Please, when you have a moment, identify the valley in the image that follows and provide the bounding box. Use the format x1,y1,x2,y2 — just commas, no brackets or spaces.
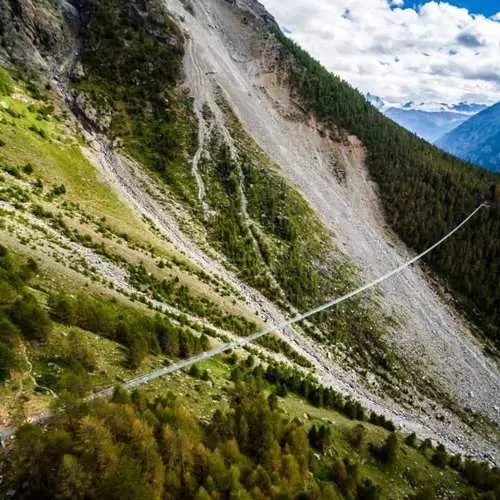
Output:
0,0,498,497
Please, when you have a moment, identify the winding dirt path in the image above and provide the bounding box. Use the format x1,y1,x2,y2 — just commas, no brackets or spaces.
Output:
187,42,210,216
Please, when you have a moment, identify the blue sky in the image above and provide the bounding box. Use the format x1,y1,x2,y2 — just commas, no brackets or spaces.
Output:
404,1,499,16
263,0,500,105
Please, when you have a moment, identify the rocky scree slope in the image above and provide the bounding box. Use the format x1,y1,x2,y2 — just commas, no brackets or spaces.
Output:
163,0,499,456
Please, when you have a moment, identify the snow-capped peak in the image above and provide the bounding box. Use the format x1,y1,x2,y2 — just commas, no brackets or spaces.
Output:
399,101,487,114
366,92,389,111
366,93,487,115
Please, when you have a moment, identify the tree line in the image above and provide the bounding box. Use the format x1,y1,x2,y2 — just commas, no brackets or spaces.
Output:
1,374,499,499
0,245,209,388
274,30,500,348
0,245,48,380
48,291,210,370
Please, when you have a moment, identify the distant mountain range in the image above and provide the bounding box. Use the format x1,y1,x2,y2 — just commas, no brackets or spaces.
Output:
367,93,487,143
435,101,500,173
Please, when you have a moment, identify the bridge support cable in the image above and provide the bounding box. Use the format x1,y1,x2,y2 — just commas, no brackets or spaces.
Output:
113,203,486,390
0,204,486,441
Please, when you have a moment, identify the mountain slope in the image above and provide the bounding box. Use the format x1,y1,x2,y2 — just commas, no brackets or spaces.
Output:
160,0,499,452
0,0,427,443
273,28,500,349
0,0,498,474
436,102,500,172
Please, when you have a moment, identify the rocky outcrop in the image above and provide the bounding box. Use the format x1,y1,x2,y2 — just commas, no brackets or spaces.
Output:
71,90,113,131
236,0,278,27
0,0,76,74
61,0,89,33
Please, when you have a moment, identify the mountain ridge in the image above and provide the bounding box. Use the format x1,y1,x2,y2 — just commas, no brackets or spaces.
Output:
436,101,500,172
366,92,487,142
367,93,487,115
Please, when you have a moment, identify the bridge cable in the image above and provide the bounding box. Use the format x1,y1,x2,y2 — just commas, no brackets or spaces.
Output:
0,203,486,442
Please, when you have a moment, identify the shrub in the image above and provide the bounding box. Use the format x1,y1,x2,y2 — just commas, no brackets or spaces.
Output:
410,487,437,500
51,184,66,196
357,479,381,500
431,444,448,469
200,333,210,351
0,341,17,381
10,293,52,342
57,365,92,397
371,433,399,466
0,313,18,342
267,393,278,411
68,331,97,372
3,164,21,178
22,163,34,175
28,124,48,139
369,412,395,431
349,424,367,450
405,432,417,447
307,424,332,453
461,460,499,491
0,67,13,96
276,383,288,397
449,454,463,471
48,292,77,324
189,364,200,378
126,333,148,369
331,458,358,496
419,438,433,454
112,386,132,404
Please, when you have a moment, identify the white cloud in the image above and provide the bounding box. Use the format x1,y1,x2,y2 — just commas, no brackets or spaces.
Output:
262,0,500,106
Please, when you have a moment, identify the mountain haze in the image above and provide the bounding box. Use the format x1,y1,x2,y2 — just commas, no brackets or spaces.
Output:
384,107,470,142
366,93,486,143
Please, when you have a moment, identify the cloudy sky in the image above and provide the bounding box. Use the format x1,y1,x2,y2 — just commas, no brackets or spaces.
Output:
261,0,500,106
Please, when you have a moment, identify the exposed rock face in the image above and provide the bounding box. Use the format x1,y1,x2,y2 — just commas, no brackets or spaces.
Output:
72,90,113,131
61,0,90,32
235,0,278,27
0,0,74,70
